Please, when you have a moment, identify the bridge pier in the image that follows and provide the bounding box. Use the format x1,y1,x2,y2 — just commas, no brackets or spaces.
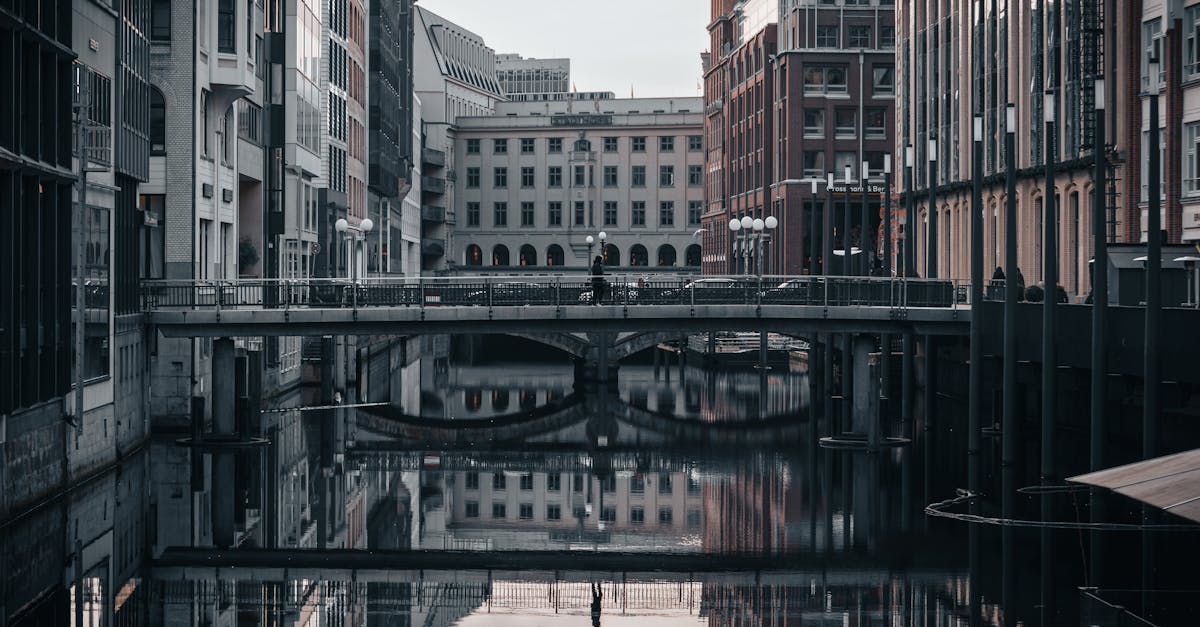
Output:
578,332,619,384
210,337,236,548
851,335,880,446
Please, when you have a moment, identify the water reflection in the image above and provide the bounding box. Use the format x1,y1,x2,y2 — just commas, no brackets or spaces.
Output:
4,348,1198,625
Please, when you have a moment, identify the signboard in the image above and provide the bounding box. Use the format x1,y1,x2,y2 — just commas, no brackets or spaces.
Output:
550,114,613,127
827,183,889,194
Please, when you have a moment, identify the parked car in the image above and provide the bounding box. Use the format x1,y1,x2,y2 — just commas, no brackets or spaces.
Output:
663,277,747,304
760,278,821,304
459,281,552,306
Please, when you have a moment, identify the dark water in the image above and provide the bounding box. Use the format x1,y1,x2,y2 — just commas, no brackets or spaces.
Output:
3,339,1198,626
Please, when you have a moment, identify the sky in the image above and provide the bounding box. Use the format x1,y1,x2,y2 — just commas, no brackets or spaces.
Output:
418,0,710,99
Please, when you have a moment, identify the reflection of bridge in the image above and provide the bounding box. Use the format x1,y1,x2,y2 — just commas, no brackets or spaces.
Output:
142,275,969,338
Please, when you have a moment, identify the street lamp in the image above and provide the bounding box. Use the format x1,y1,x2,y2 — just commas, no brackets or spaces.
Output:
728,215,777,276
335,217,374,282
586,231,609,264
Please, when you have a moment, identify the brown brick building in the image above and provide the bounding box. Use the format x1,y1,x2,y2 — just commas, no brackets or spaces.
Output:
703,1,896,276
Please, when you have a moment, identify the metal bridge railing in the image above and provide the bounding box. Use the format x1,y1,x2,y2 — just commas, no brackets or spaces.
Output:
140,275,967,313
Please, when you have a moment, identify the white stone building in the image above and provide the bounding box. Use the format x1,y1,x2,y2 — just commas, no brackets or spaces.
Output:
453,97,706,272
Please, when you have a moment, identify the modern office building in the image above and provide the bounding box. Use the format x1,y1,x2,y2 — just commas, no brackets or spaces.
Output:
453,97,706,272
896,2,1140,297
414,6,506,272
703,0,895,276
496,53,571,96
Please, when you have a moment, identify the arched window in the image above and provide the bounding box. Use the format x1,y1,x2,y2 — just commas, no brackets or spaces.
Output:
465,244,483,266
150,88,166,153
519,244,537,266
629,244,648,267
491,389,510,412
492,244,510,266
685,244,701,267
657,244,677,266
603,243,620,266
465,389,483,412
546,244,565,267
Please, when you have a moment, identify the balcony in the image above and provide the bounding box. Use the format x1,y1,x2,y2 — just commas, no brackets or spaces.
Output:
421,239,446,258
422,148,446,168
422,205,446,223
422,176,446,195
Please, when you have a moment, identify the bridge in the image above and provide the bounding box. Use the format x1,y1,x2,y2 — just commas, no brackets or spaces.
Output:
141,275,971,338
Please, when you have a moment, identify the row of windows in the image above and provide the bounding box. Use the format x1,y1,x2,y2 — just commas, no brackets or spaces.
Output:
464,502,701,526
467,135,703,155
802,108,888,139
464,472,700,493
466,165,702,189
802,65,894,97
813,23,895,50
801,151,891,179
465,243,701,267
464,200,703,228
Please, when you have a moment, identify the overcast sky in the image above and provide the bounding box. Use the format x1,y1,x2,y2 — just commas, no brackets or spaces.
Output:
419,0,709,98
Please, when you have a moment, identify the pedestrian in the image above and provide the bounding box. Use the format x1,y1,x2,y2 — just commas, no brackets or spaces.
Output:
992,266,1006,281
591,581,603,626
590,255,605,305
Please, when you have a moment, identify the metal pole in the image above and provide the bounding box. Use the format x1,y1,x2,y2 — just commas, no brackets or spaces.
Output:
861,162,870,276
884,159,892,277
970,115,984,458
1003,104,1018,468
928,137,938,278
1042,90,1058,481
843,166,852,276
1145,71,1160,463
810,180,820,274
905,147,916,277
824,173,835,276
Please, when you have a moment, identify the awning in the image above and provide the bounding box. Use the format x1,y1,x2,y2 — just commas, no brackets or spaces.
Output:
1069,449,1200,524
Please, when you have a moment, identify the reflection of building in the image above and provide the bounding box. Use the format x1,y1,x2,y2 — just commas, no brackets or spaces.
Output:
454,98,706,271
619,364,808,421
433,470,704,551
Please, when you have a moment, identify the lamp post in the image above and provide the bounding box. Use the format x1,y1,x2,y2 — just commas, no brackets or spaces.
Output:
904,146,915,277
1003,103,1018,468
1090,75,1108,585
969,114,984,459
843,164,853,275
1042,89,1058,482
883,155,893,277
335,217,375,283
861,161,871,276
928,135,938,278
824,172,835,277
1145,54,1161,465
586,231,608,264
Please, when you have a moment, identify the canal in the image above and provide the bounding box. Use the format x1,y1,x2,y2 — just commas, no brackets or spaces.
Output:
1,334,1197,625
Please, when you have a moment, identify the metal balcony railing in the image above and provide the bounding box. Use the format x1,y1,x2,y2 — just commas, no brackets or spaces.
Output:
139,275,967,313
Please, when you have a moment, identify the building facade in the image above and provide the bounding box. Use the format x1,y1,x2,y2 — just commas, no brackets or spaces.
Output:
703,0,895,276
454,98,706,272
414,7,506,272
896,1,1140,298
496,53,570,97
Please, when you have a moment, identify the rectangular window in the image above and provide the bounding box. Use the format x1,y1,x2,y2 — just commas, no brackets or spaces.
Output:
494,167,508,188
659,165,675,187
687,509,702,528
632,136,647,152
603,137,619,152
658,473,672,494
467,138,480,154
521,166,535,188
865,108,886,139
880,26,895,49
548,137,563,153
804,66,847,95
519,503,533,520
466,472,479,490
803,151,825,178
494,202,508,227
1143,19,1164,90
1186,122,1200,196
603,201,618,226
601,507,616,523
632,201,646,226
848,25,871,48
816,24,838,48
688,201,702,226
548,202,563,226
151,0,171,41
659,136,675,152
548,166,562,187
466,202,480,227
658,508,673,525
872,66,894,96
632,475,645,493
492,503,506,519
466,501,479,518
547,474,561,491
520,138,535,154
688,135,703,151
835,152,858,179
466,167,480,188
547,504,561,520
631,507,645,524
688,165,703,187
1187,7,1200,81
200,90,210,157
493,473,507,489
574,201,585,226
574,165,587,187
521,202,535,227
835,109,856,138
632,166,646,187
218,0,235,53
519,473,533,490
573,474,584,492
659,201,675,226
804,109,825,138
604,166,618,187
493,138,508,154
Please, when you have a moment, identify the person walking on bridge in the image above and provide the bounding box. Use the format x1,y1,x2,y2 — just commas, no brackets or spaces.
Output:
590,256,606,305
